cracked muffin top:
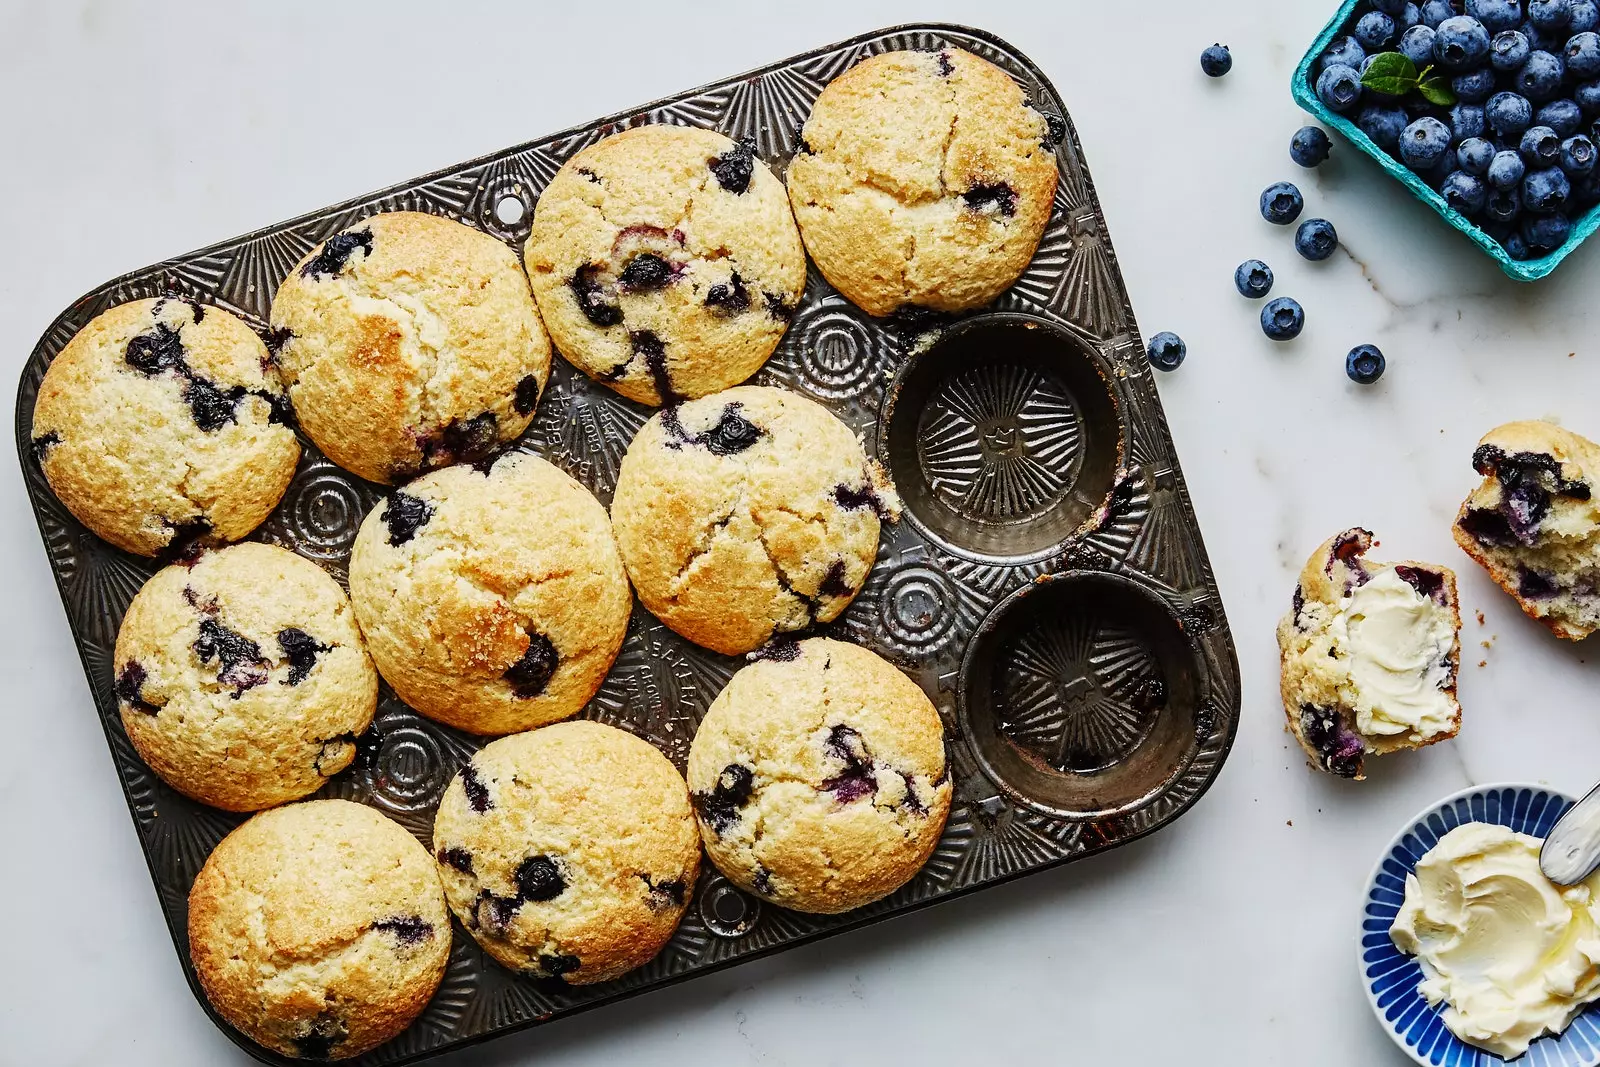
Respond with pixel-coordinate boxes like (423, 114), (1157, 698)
(523, 124), (807, 406)
(686, 637), (950, 914)
(431, 721), (700, 985)
(787, 48), (1059, 317)
(114, 542), (378, 811)
(347, 451), (631, 735)
(609, 386), (899, 657)
(270, 211), (552, 484)
(30, 297), (298, 558)
(188, 799), (450, 1060)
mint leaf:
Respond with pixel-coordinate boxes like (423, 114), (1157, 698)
(1361, 52), (1420, 96)
(1417, 76), (1457, 106)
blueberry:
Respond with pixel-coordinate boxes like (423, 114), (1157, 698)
(1506, 229), (1533, 257)
(708, 138), (756, 194)
(372, 915), (434, 947)
(1435, 15), (1493, 66)
(125, 322), (186, 376)
(1569, 31), (1600, 76)
(1423, 0), (1464, 25)
(1488, 147), (1529, 186)
(1491, 28), (1533, 69)
(1487, 90), (1535, 135)
(300, 229), (373, 279)
(1322, 35), (1368, 72)
(617, 253), (673, 291)
(1261, 297), (1306, 341)
(1562, 133), (1598, 172)
(1581, 81), (1600, 112)
(382, 491), (433, 546)
(1469, 0), (1526, 31)
(1401, 1), (1424, 27)
(1516, 51), (1567, 99)
(460, 762), (492, 813)
(503, 632), (558, 698)
(1400, 116), (1454, 168)
(1146, 332), (1186, 370)
(963, 182), (1017, 216)
(1200, 43), (1233, 76)
(1450, 103), (1488, 142)
(1452, 67), (1499, 102)
(1521, 124), (1564, 163)
(1485, 183), (1524, 219)
(1260, 181), (1305, 223)
(704, 271), (750, 314)
(1442, 170), (1490, 212)
(570, 265), (622, 327)
(1400, 23), (1441, 63)
(277, 628), (328, 686)
(1317, 64), (1365, 112)
(1573, 0), (1600, 32)
(1346, 344), (1387, 384)
(1524, 164), (1573, 207)
(1523, 209), (1574, 248)
(1538, 99), (1586, 135)
(1234, 259), (1275, 298)
(1373, 0), (1412, 14)
(1529, 0), (1573, 31)
(194, 618), (268, 696)
(1457, 135), (1497, 172)
(1357, 11), (1400, 49)
(1295, 218), (1340, 260)
(1291, 126), (1332, 166)
(694, 763), (756, 834)
(1358, 104), (1413, 148)
(1522, 18), (1562, 50)
(514, 855), (566, 902)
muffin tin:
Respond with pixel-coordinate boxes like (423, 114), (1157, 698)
(13, 23), (1240, 1065)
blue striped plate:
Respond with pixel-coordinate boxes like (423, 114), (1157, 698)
(1361, 784), (1600, 1066)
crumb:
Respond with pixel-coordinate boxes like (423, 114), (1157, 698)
(1570, 352), (1576, 359)
(1286, 820), (1293, 827)
(1481, 639), (1494, 649)
(1475, 610), (1486, 625)
(1478, 659), (1487, 668)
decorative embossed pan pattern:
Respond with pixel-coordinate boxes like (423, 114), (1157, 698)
(13, 24), (1240, 1066)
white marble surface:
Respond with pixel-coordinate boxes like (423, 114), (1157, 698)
(4, 1), (1600, 1064)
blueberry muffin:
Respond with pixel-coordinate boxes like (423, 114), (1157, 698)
(609, 386), (899, 656)
(431, 721), (700, 984)
(687, 638), (950, 914)
(523, 125), (806, 405)
(1453, 421), (1600, 640)
(188, 800), (450, 1060)
(348, 452), (630, 735)
(114, 542), (378, 810)
(787, 48), (1059, 317)
(29, 298), (297, 558)
(270, 211), (552, 484)
(1278, 529), (1462, 781)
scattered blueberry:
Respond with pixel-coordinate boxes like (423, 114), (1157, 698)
(1261, 297), (1306, 340)
(1487, 90), (1535, 135)
(1490, 28), (1533, 69)
(1346, 344), (1387, 384)
(1435, 15), (1493, 66)
(1291, 126), (1332, 166)
(1442, 170), (1490, 212)
(1563, 133), (1598, 172)
(1457, 136), (1497, 173)
(1516, 50), (1567, 100)
(1201, 43), (1233, 77)
(1359, 104), (1412, 148)
(1468, 0), (1525, 31)
(1400, 117), (1453, 168)
(1296, 218), (1340, 260)
(1234, 259), (1275, 298)
(1400, 24), (1441, 64)
(1318, 64), (1365, 112)
(1488, 148), (1528, 186)
(1524, 164), (1572, 209)
(1260, 181), (1305, 224)
(1147, 332), (1186, 371)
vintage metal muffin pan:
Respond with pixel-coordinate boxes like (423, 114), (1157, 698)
(13, 23), (1240, 1065)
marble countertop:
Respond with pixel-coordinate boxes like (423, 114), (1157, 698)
(4, 2), (1599, 1064)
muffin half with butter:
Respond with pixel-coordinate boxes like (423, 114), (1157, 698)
(1277, 528), (1462, 780)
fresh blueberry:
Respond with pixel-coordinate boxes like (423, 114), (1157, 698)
(1399, 1), (1424, 27)
(1291, 126), (1333, 166)
(1442, 170), (1490, 212)
(1423, 0), (1463, 26)
(1260, 181), (1306, 223)
(1521, 124), (1564, 163)
(1399, 116), (1454, 168)
(1523, 209), (1574, 249)
(1563, 133), (1599, 172)
(1580, 81), (1600, 113)
(1538, 99), (1586, 135)
(1201, 43), (1233, 77)
(1529, 0), (1573, 31)
(1357, 11), (1400, 48)
(1488, 148), (1529, 186)
(1485, 183), (1524, 219)
(1505, 229), (1533, 257)
(1372, 0), (1411, 13)
(1261, 297), (1306, 340)
(1401, 23), (1441, 63)
(1524, 164), (1573, 208)
(1573, 0), (1600, 32)
(1516, 51), (1567, 99)
(1346, 344), (1387, 384)
(1358, 104), (1413, 148)
(1234, 259), (1275, 298)
(1317, 63), (1366, 112)
(1487, 90), (1535, 135)
(1297, 218), (1340, 260)
(1457, 135), (1497, 172)
(1322, 35), (1368, 71)
(1435, 15), (1494, 66)
(1451, 67), (1499, 102)
(1521, 18), (1561, 50)
(1450, 103), (1488, 141)
(1468, 0), (1525, 31)
(1490, 28), (1533, 69)
(1569, 31), (1600, 76)
(1147, 332), (1186, 371)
